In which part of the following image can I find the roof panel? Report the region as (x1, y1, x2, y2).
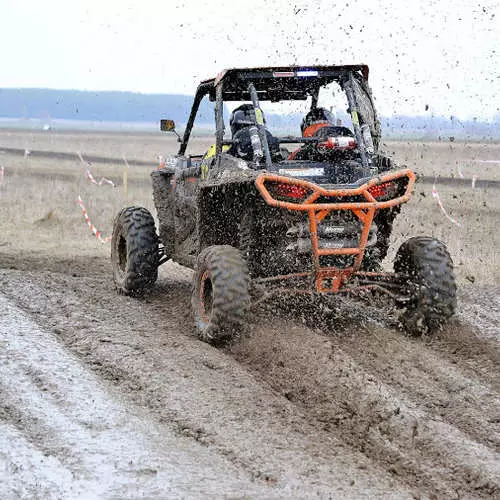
(198, 65, 369, 102)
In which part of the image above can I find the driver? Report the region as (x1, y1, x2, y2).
(289, 107, 355, 160)
(301, 107, 337, 137)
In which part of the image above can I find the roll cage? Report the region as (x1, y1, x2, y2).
(178, 65, 379, 172)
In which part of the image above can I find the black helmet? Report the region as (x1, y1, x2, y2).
(230, 104, 266, 136)
(301, 107, 335, 136)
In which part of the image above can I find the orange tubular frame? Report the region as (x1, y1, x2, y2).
(254, 168, 416, 293)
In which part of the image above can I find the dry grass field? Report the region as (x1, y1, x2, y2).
(0, 130, 498, 284)
(0, 129, 499, 498)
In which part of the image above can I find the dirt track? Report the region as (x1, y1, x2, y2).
(1, 255, 499, 498)
(0, 131, 499, 498)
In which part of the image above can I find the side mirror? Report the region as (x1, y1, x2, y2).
(160, 119, 176, 132)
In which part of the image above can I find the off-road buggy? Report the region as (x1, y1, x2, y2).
(111, 65, 457, 343)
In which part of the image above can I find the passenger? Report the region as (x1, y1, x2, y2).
(230, 104, 258, 137)
(201, 104, 267, 171)
(228, 104, 280, 162)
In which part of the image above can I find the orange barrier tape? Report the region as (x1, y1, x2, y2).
(77, 196, 111, 243)
(85, 169, 115, 187)
(431, 185, 461, 227)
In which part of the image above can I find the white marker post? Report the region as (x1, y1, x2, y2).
(122, 155, 129, 198)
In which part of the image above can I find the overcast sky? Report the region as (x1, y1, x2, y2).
(1, 0, 498, 119)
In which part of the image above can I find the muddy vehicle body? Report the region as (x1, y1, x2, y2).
(111, 65, 457, 343)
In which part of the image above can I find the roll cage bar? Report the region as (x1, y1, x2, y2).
(178, 65, 373, 171)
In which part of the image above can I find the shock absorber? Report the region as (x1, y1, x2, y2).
(247, 82, 274, 170)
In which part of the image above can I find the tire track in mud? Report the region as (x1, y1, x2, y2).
(0, 264, 412, 498)
(336, 324, 500, 450)
(0, 296, 271, 498)
(1, 257, 499, 498)
(0, 253, 110, 277)
(232, 316, 500, 498)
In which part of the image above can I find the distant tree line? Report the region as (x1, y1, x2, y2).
(0, 88, 216, 124)
(0, 88, 498, 140)
(381, 114, 500, 141)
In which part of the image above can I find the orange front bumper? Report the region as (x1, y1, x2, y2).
(255, 168, 416, 292)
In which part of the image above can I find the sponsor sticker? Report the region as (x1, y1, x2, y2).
(278, 168, 324, 177)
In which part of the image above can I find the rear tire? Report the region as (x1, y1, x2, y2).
(192, 245, 250, 345)
(394, 236, 456, 335)
(111, 206, 159, 296)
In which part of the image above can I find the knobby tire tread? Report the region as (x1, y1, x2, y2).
(111, 206, 159, 296)
(394, 236, 456, 335)
(192, 245, 250, 345)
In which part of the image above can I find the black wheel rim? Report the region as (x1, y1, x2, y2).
(118, 236, 127, 272)
(199, 270, 213, 323)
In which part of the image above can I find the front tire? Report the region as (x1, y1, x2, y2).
(394, 236, 456, 335)
(192, 245, 250, 345)
(111, 206, 159, 296)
